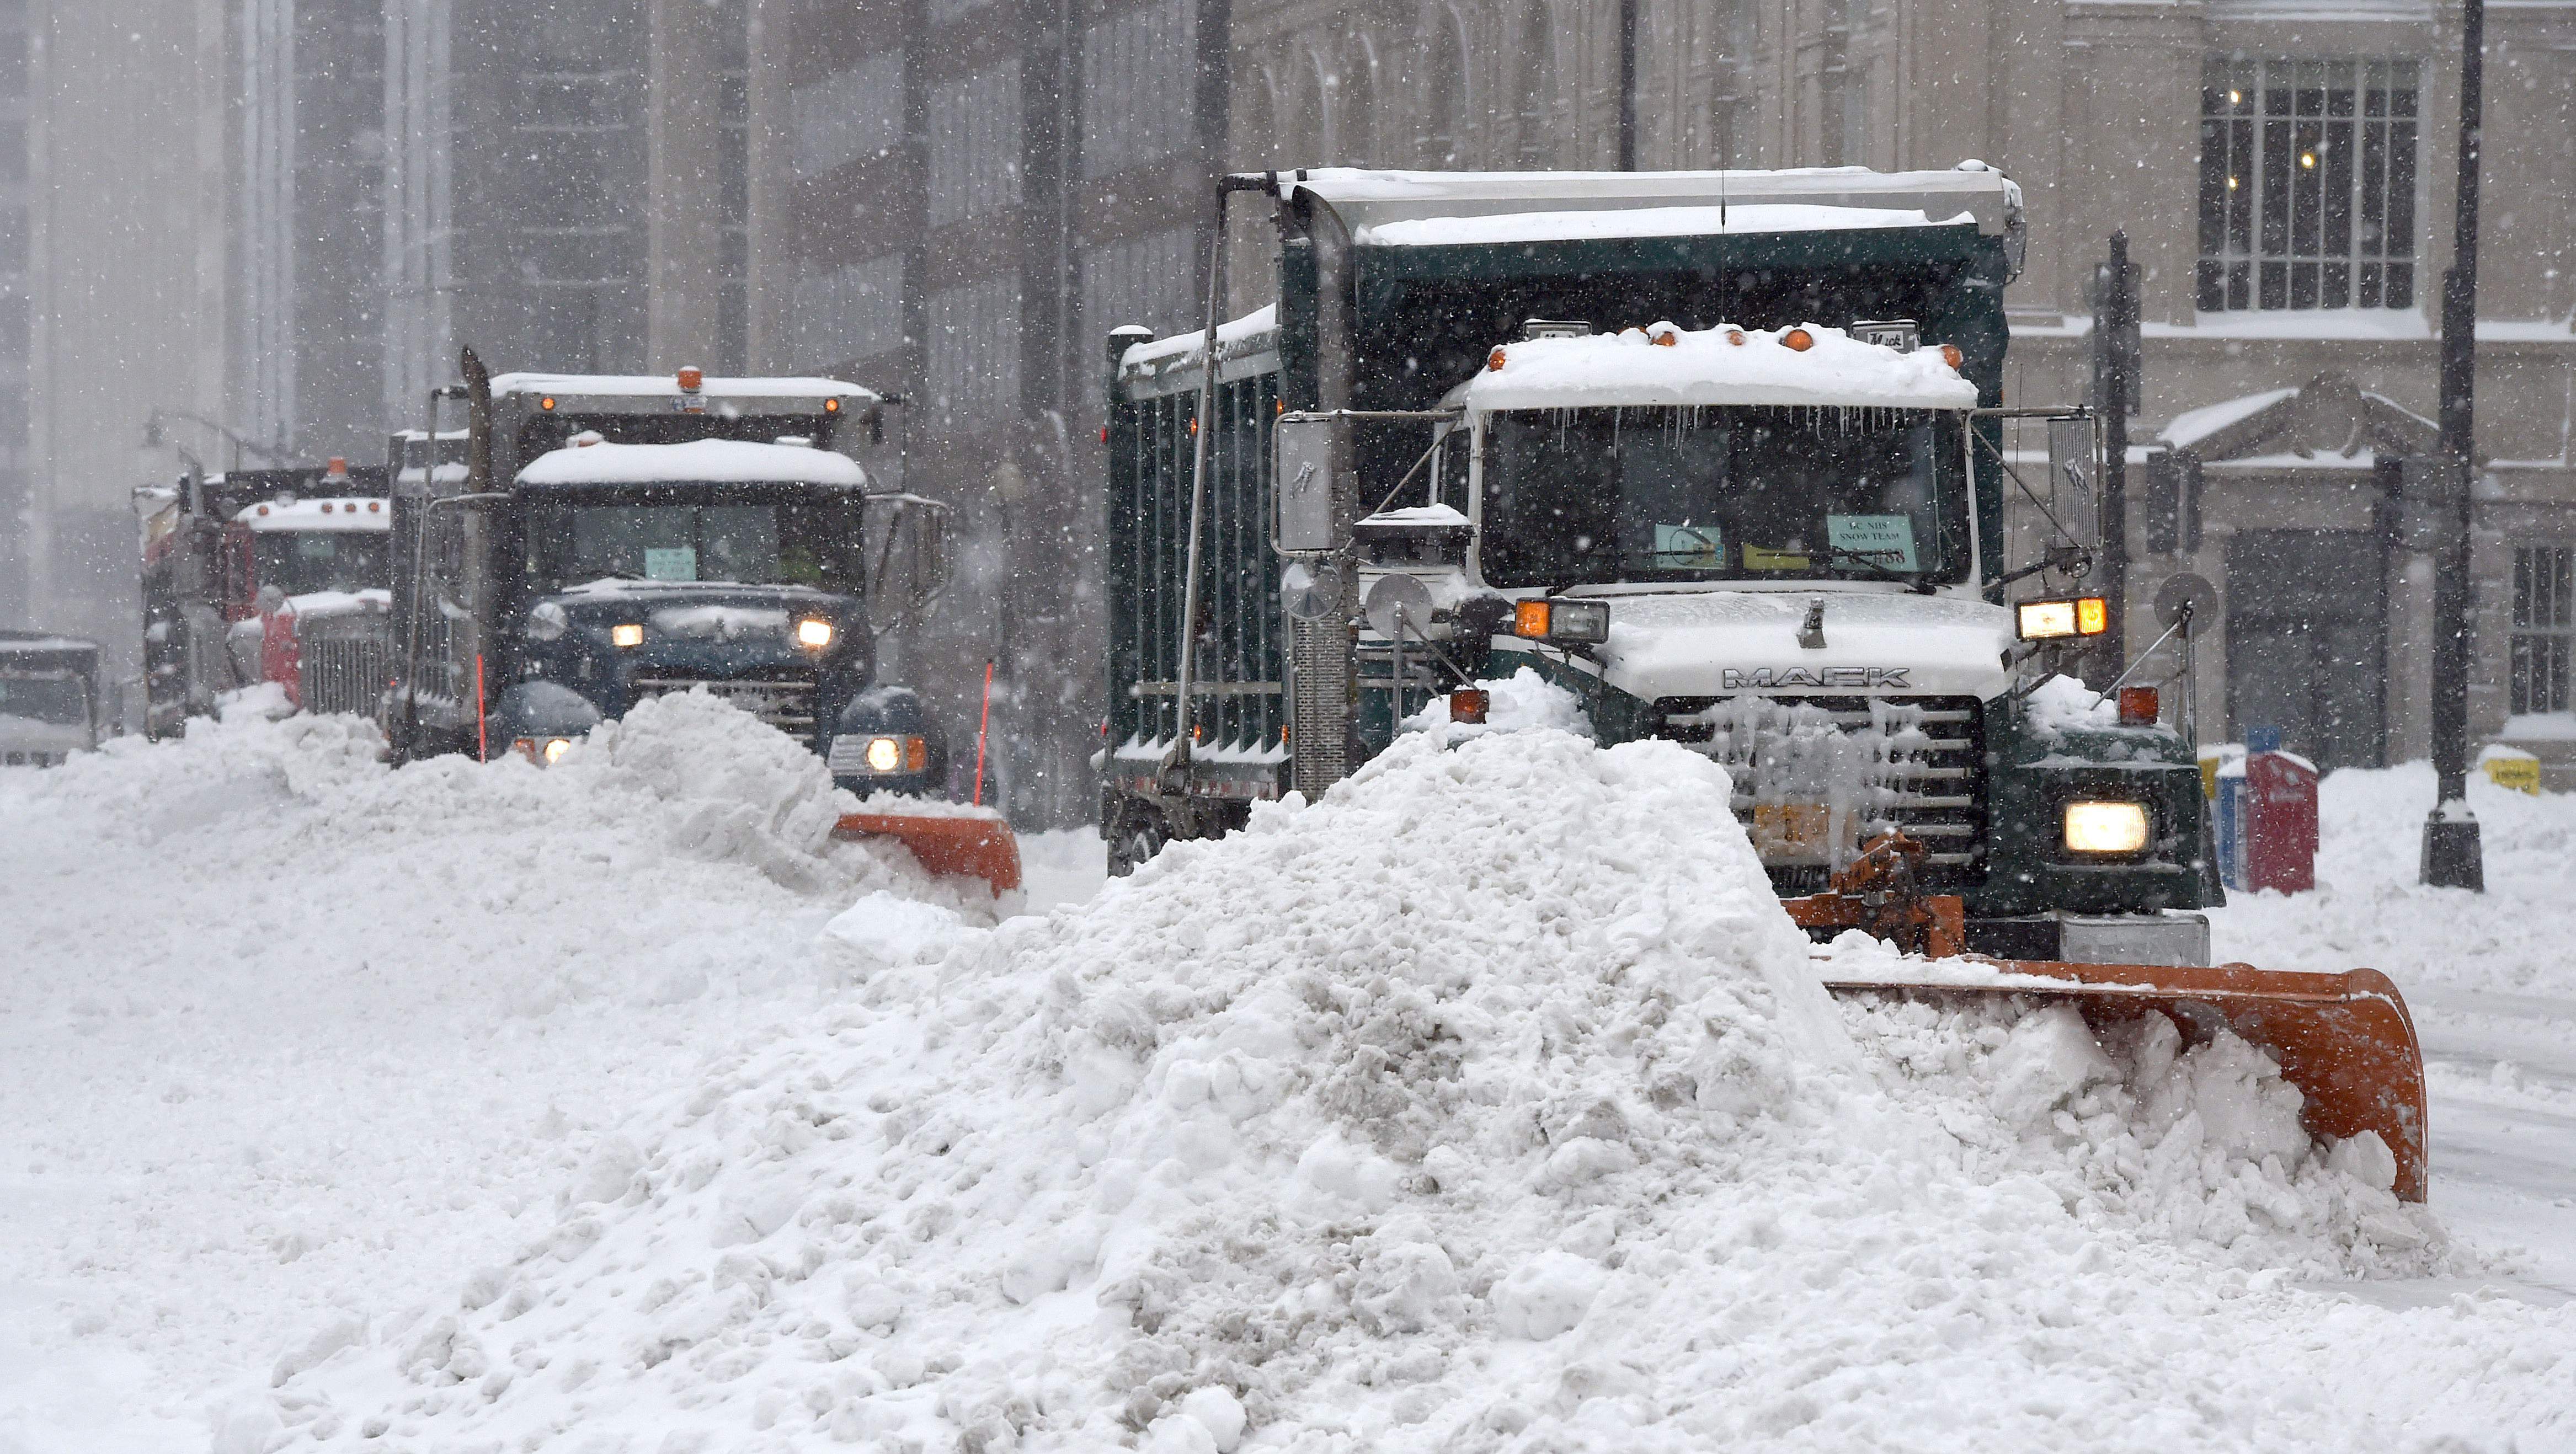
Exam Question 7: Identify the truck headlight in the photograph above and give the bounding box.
[611,623,644,648]
[796,618,834,649]
[2063,800,2150,854]
[865,735,902,772]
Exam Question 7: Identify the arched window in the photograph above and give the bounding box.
[1421,4,1468,167]
[1294,46,1332,163]
[1512,2,1556,168]
[1239,66,1279,169]
[1340,34,1379,163]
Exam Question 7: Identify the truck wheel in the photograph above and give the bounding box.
[1107,805,1171,878]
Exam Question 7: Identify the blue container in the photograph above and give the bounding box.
[2214,772,2249,891]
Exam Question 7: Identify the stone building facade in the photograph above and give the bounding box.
[1226,0,2576,782]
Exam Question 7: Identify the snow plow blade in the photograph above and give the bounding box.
[833,811,1022,895]
[1822,959,2429,1202]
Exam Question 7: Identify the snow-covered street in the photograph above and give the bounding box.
[2,708,2572,1451]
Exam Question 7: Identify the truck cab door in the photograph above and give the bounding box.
[220,523,258,622]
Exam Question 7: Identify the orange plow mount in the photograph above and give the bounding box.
[1787,835,2430,1202]
[833,810,1022,896]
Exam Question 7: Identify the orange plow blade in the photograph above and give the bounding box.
[1822,959,2429,1201]
[833,811,1022,895]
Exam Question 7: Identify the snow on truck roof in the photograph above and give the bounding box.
[1357,202,1975,248]
[1276,163,2023,239]
[232,497,392,532]
[1457,323,1981,413]
[515,437,870,489]
[488,372,877,404]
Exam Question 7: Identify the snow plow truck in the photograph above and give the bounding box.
[384,353,1017,894]
[136,457,396,737]
[1101,165,2427,1198]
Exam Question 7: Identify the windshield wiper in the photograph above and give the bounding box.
[1818,544,1937,595]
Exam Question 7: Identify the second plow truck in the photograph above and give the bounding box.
[1105,165,2428,1197]
[136,457,396,736]
[386,354,1017,893]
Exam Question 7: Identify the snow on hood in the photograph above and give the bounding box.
[280,589,392,619]
[515,438,868,489]
[647,603,792,642]
[1582,587,2014,700]
[257,727,2464,1450]
[1459,323,1980,413]
[232,497,391,533]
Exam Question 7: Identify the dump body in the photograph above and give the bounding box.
[0,632,103,765]
[1103,167,2214,953]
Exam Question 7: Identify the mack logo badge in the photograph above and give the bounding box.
[1722,666,1911,689]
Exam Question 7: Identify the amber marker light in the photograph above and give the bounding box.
[2076,597,2109,635]
[1513,600,1551,638]
[1487,346,1508,371]
[1782,328,1815,352]
[1939,344,1964,369]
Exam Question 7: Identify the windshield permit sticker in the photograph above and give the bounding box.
[1652,523,1724,569]
[1742,544,1811,571]
[1827,515,1918,571]
[296,534,336,559]
[644,546,698,582]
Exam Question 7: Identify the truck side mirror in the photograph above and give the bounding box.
[2047,415,2102,557]
[1275,412,1350,553]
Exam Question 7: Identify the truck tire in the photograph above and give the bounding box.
[1106,804,1171,878]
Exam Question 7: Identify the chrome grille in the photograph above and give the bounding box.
[1654,694,1988,893]
[633,676,819,746]
[297,619,396,719]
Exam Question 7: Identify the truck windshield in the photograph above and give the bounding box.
[1479,406,1969,589]
[0,674,89,726]
[253,531,391,597]
[527,489,860,591]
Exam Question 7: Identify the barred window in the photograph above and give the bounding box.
[2511,546,2574,717]
[1081,0,1197,180]
[927,276,1021,424]
[2198,58,2418,313]
[929,60,1022,227]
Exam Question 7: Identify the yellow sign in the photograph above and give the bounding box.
[1751,801,1834,864]
[2482,755,2542,795]
[2199,752,2225,800]
[1743,545,1812,571]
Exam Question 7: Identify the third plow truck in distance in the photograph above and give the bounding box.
[385,354,1018,894]
[1102,164,2428,1199]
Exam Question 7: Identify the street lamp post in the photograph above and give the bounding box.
[2422,0,2488,890]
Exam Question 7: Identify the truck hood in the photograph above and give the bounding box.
[1587,590,2013,701]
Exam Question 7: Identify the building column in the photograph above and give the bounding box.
[648,0,728,368]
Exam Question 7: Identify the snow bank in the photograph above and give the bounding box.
[1401,665,1595,739]
[0,693,1008,1445]
[250,730,2547,1453]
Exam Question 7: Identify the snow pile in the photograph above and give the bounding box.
[2020,673,2118,737]
[1401,665,1595,739]
[249,730,2532,1453]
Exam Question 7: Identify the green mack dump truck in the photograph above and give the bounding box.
[1101,165,2217,966]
